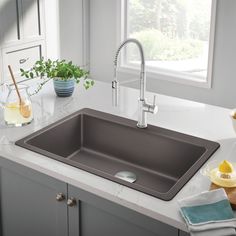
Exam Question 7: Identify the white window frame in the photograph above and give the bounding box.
[116,0,217,89]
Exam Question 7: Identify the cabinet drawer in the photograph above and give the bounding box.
[2,43,43,82]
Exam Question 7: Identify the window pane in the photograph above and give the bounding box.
[126,0,213,80]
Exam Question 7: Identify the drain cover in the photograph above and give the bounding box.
[114,171,137,183]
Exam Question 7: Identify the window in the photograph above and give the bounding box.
[120,0,216,87]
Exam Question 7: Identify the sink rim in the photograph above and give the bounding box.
[15,108,220,200]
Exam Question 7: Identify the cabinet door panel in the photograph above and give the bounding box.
[179,231,190,236]
[21,0,42,39]
[80,202,160,236]
[0,159,68,236]
[0,0,19,45]
[68,185,178,236]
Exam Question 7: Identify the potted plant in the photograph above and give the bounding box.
[20,59,94,97]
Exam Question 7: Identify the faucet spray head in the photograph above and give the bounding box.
[112,80,119,107]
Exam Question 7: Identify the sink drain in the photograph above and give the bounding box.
[114,171,137,183]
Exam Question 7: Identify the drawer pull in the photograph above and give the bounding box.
[56,193,65,202]
[67,198,76,207]
[19,58,29,64]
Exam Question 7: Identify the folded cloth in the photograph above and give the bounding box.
[191,228,236,236]
[178,188,236,236]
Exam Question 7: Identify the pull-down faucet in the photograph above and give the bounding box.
[112,38,158,128]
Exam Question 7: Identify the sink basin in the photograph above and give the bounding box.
[16,108,220,200]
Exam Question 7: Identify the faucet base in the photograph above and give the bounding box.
[137,123,148,129]
[138,99,147,128]
[137,98,158,129]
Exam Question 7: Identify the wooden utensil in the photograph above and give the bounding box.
[8,65,31,118]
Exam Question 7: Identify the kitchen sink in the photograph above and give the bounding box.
[16,108,220,200]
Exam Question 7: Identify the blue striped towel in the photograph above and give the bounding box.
[178,188,236,236]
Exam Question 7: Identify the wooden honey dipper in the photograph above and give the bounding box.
[8,65,31,118]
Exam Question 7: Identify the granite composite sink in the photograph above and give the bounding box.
[16,108,220,200]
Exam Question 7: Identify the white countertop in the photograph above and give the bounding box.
[0,80,235,232]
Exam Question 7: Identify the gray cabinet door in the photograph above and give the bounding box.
[0,158,68,236]
[179,231,190,236]
[68,185,178,236]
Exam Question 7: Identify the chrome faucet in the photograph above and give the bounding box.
[112,38,158,128]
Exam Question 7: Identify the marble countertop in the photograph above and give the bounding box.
[0,80,236,232]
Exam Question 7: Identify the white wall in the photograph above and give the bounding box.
[44,0,60,60]
[90,0,117,83]
[58,0,84,65]
[89,0,236,109]
[44,0,84,65]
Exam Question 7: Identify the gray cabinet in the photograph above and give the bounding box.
[67,185,178,236]
[0,157,184,236]
[179,231,190,236]
[0,158,68,236]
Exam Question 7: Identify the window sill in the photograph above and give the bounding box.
[117,65,212,89]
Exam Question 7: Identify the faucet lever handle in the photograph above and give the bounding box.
[149,95,158,114]
[153,95,157,106]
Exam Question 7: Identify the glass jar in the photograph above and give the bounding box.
[4,84,33,127]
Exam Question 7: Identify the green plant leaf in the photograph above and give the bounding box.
[20,58,92,93]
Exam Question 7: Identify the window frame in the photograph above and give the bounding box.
[116,0,217,89]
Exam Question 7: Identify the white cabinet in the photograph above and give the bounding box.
[2,42,44,81]
[0,0,19,46]
[0,0,46,83]
[21,0,43,40]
